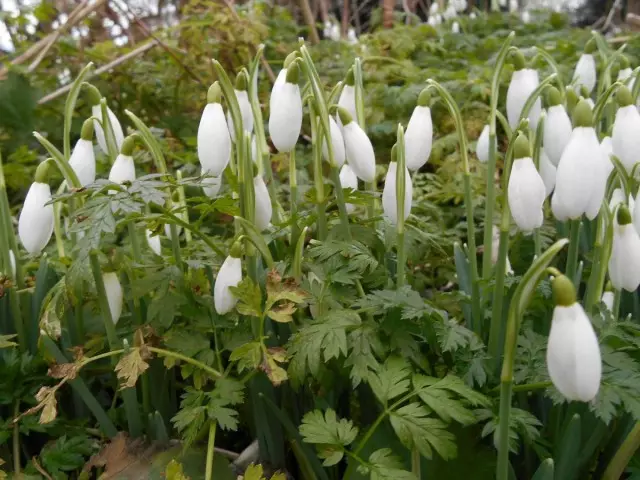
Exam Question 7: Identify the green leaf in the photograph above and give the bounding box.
[299,409,359,447]
[318,446,344,467]
[353,285,444,320]
[244,464,265,480]
[230,277,263,318]
[389,402,457,460]
[434,318,477,353]
[368,357,411,406]
[554,414,581,480]
[39,435,96,475]
[0,335,17,349]
[230,342,262,373]
[531,458,554,480]
[367,449,416,480]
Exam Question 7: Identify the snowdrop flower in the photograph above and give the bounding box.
[197,82,231,176]
[509,0,518,11]
[322,116,346,167]
[347,28,358,45]
[382,154,412,226]
[69,119,96,186]
[600,136,614,179]
[337,69,357,128]
[609,205,640,292]
[476,125,489,163]
[202,170,222,199]
[108,136,136,186]
[451,21,460,34]
[86,84,124,156]
[609,188,634,215]
[404,88,433,171]
[429,2,439,14]
[102,272,123,324]
[612,86,640,174]
[328,23,341,41]
[269,62,302,152]
[214,243,243,315]
[506,51,542,130]
[633,189,640,235]
[552,100,607,221]
[547,274,601,402]
[469,12,477,19]
[539,149,556,197]
[543,87,573,167]
[254,175,272,231]
[18,162,54,255]
[521,10,531,23]
[339,164,358,214]
[451,0,467,12]
[338,107,376,182]
[146,229,161,256]
[428,16,439,27]
[443,4,457,20]
[507,133,546,233]
[226,72,254,142]
[601,289,614,312]
[491,226,513,274]
[572,40,597,95]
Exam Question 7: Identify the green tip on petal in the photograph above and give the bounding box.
[285,62,300,84]
[580,85,590,99]
[572,99,593,128]
[417,88,430,107]
[207,82,222,104]
[252,163,259,177]
[34,159,52,183]
[585,38,597,54]
[283,51,298,68]
[235,72,248,91]
[120,135,137,156]
[552,274,577,307]
[84,83,102,106]
[546,86,562,107]
[605,280,613,292]
[510,50,526,70]
[620,55,630,69]
[229,239,243,258]
[337,106,353,126]
[513,133,531,159]
[80,118,94,141]
[391,143,398,163]
[616,85,634,107]
[344,67,355,86]
[617,204,633,225]
[565,87,579,113]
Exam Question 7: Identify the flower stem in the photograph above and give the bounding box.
[290,148,300,249]
[205,422,217,480]
[497,380,513,480]
[13,401,20,475]
[613,289,622,320]
[565,219,581,285]
[396,124,407,288]
[147,347,223,379]
[309,105,327,240]
[602,421,640,480]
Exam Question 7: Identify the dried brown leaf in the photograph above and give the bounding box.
[115,348,149,389]
[48,362,79,380]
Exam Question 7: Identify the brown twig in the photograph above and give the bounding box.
[32,457,54,480]
[298,0,321,43]
[341,0,350,37]
[38,41,159,105]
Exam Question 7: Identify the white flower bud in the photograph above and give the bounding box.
[146,230,161,256]
[543,104,572,167]
[322,116,346,168]
[226,89,254,142]
[339,164,358,214]
[198,89,231,176]
[609,209,640,292]
[18,182,54,255]
[539,150,556,197]
[69,138,96,187]
[269,78,302,152]
[573,53,597,95]
[214,255,242,315]
[102,272,123,325]
[382,162,412,226]
[404,102,433,171]
[92,104,124,155]
[612,104,640,174]
[506,67,542,130]
[254,175,272,232]
[339,109,376,183]
[108,154,135,185]
[476,125,490,163]
[508,159,545,233]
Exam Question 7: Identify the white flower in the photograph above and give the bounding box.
[573,53,597,95]
[226,87,254,142]
[428,16,438,26]
[108,153,135,185]
[198,84,231,176]
[618,67,633,84]
[18,181,54,255]
[254,175,272,231]
[491,225,514,274]
[506,65,542,130]
[443,4,457,19]
[91,104,124,156]
[337,83,357,128]
[202,170,222,199]
[322,116,346,168]
[339,108,376,182]
[543,103,572,167]
[507,135,546,233]
[612,90,640,174]
[451,21,460,34]
[609,188,635,215]
[601,291,614,311]
[382,162,412,226]
[347,28,358,45]
[146,229,161,256]
[164,223,183,241]
[269,65,302,152]
[476,125,490,163]
[469,12,477,19]
[102,272,123,324]
[551,101,607,221]
[214,254,242,315]
[600,136,614,179]
[539,149,556,197]
[609,208,640,292]
[68,138,96,187]
[339,164,358,214]
[547,299,601,402]
[404,93,433,170]
[429,2,439,14]
[521,10,531,23]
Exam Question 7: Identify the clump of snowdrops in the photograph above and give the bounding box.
[3,29,640,480]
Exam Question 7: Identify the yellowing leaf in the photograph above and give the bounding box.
[267,301,296,323]
[0,334,17,349]
[48,362,79,380]
[115,348,149,389]
[35,386,58,424]
[261,353,288,386]
[165,459,190,480]
[243,463,264,480]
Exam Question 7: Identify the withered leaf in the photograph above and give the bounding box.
[115,348,149,389]
[267,302,297,323]
[35,386,58,424]
[48,362,79,380]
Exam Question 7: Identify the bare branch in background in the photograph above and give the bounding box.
[341,0,350,37]
[298,0,320,44]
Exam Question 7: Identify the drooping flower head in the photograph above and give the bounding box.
[546,274,602,402]
[609,204,640,292]
[322,116,346,168]
[506,50,542,130]
[69,118,96,187]
[339,164,358,214]
[476,124,490,163]
[18,161,54,255]
[543,86,573,167]
[198,82,231,177]
[227,71,254,142]
[214,241,243,315]
[382,153,412,226]
[269,61,302,152]
[572,39,597,95]
[337,68,357,129]
[337,106,376,182]
[404,88,433,171]
[86,83,125,156]
[108,135,137,186]
[612,85,640,174]
[254,174,273,232]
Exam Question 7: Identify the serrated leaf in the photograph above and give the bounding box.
[413,374,487,425]
[165,459,190,480]
[368,357,411,406]
[230,342,262,373]
[244,463,264,480]
[115,348,149,389]
[299,409,359,447]
[0,335,17,349]
[230,277,263,318]
[318,446,344,466]
[368,448,416,480]
[267,301,297,323]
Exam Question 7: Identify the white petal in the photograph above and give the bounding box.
[103,272,123,325]
[609,223,640,292]
[18,182,54,255]
[226,89,254,142]
[543,105,572,166]
[600,136,615,179]
[601,291,614,311]
[404,106,433,170]
[146,230,161,256]
[269,83,302,152]
[343,123,376,182]
[198,103,231,176]
[612,105,640,174]
[476,125,490,163]
[108,154,135,185]
[547,303,601,402]
[339,164,358,214]
[214,255,242,314]
[506,68,542,130]
[337,85,357,129]
[322,117,346,167]
[254,175,272,231]
[382,163,412,226]
[539,150,556,197]
[69,138,96,186]
[92,104,124,155]
[164,223,183,240]
[573,54,597,94]
[508,157,546,233]
[202,170,222,199]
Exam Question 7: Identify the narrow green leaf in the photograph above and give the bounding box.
[235,216,275,268]
[63,63,94,160]
[124,110,168,174]
[531,459,554,480]
[292,226,308,282]
[554,414,581,480]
